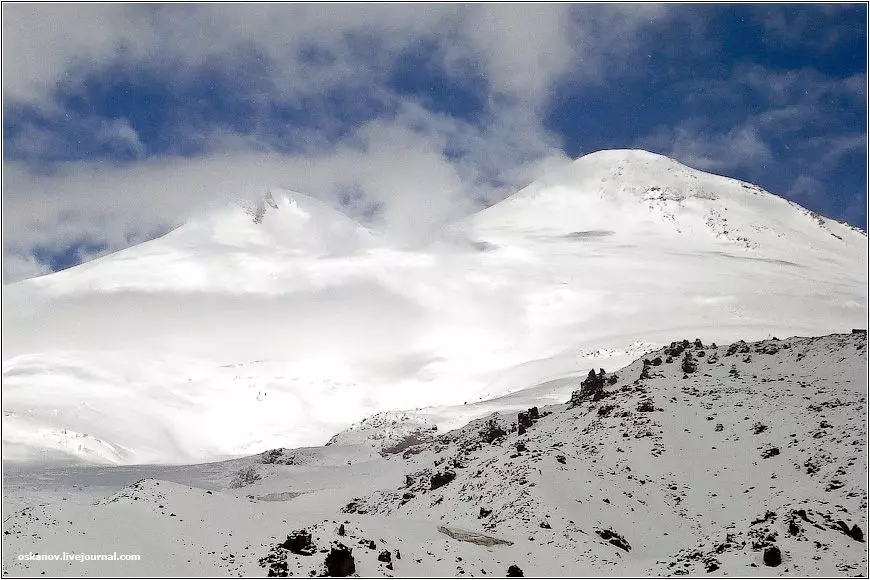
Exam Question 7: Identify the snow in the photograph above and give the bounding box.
[2,332,866,576]
[2,149,866,465]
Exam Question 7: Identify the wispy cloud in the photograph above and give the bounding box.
[2,4,865,282]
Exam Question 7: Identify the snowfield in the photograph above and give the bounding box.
[1,149,867,577]
[2,149,866,465]
[2,332,867,576]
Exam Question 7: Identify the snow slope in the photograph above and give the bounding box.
[2,332,866,576]
[2,150,866,464]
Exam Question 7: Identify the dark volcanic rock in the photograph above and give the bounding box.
[681,351,698,374]
[378,549,392,563]
[325,544,355,577]
[517,412,532,435]
[835,521,865,542]
[664,339,691,358]
[640,360,651,380]
[507,564,524,577]
[761,447,780,459]
[763,545,781,567]
[430,470,456,490]
[596,528,631,551]
[636,399,655,413]
[481,418,507,443]
[571,369,608,405]
[282,530,316,556]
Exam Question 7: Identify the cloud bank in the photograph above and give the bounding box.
[2,4,866,282]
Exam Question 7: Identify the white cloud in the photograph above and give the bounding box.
[2,251,53,282]
[2,4,676,282]
[637,122,772,173]
[2,104,573,282]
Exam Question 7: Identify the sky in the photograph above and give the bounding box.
[2,3,867,282]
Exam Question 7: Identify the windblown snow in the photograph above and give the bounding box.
[2,149,867,465]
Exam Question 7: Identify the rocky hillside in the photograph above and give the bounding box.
[2,332,867,576]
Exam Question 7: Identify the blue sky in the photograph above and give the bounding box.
[2,4,867,281]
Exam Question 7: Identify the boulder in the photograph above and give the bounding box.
[325,544,355,577]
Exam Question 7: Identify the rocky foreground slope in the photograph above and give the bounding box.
[3,331,867,576]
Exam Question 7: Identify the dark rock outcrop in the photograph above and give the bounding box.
[681,351,698,374]
[481,418,507,443]
[507,564,524,577]
[570,369,609,406]
[596,528,631,552]
[430,470,456,490]
[282,530,316,556]
[763,545,781,567]
[325,544,355,577]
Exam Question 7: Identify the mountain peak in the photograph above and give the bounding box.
[469,149,865,258]
[172,188,373,254]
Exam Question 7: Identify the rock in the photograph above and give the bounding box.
[430,470,456,490]
[261,448,288,464]
[324,544,355,577]
[507,564,524,577]
[595,528,631,551]
[571,369,608,405]
[753,422,768,434]
[681,351,698,374]
[282,530,316,556]
[517,412,532,435]
[395,549,401,560]
[528,406,539,420]
[763,545,781,567]
[555,455,567,464]
[378,549,392,563]
[481,418,507,444]
[640,360,651,380]
[693,338,703,349]
[367,540,376,550]
[715,423,724,432]
[637,399,655,413]
[515,442,527,452]
[664,339,691,358]
[338,524,346,536]
[835,521,864,542]
[761,447,780,459]
[479,507,492,519]
[651,356,663,366]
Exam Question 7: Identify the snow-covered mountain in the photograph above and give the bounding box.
[3,332,866,576]
[2,149,866,464]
